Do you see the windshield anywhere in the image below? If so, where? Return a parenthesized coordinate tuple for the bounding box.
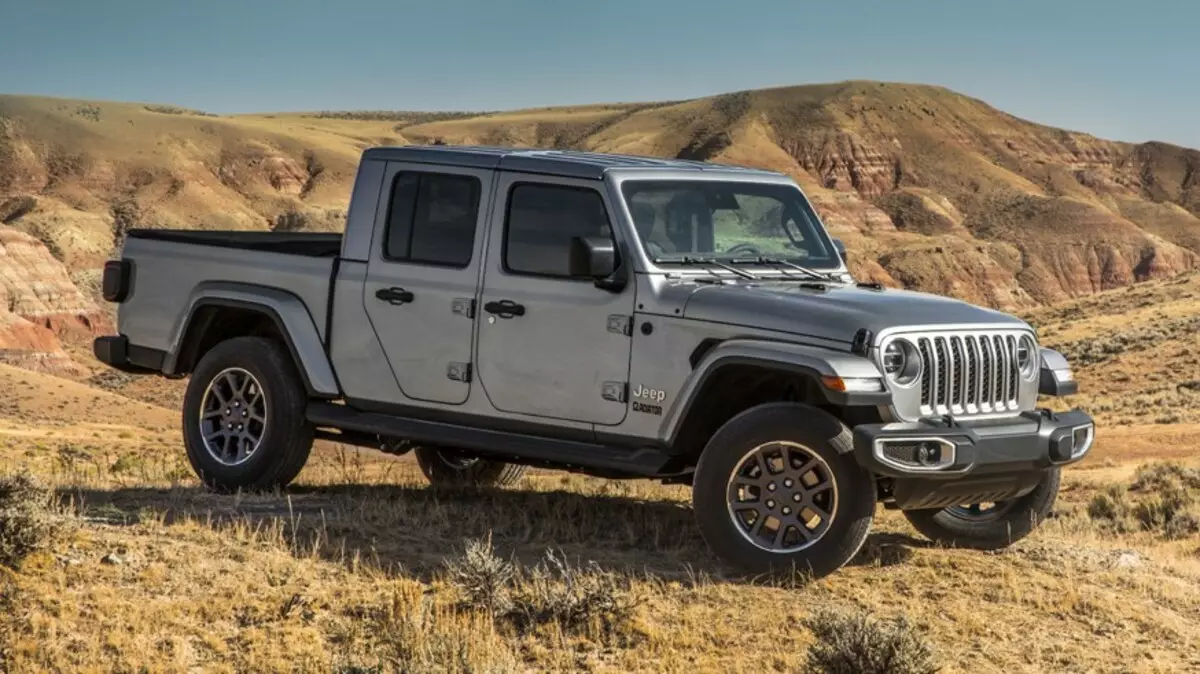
(619, 179, 841, 269)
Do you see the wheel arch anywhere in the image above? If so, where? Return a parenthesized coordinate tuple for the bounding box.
(165, 282, 340, 398)
(662, 339, 890, 456)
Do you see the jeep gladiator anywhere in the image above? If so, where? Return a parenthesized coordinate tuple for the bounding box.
(94, 145, 1093, 577)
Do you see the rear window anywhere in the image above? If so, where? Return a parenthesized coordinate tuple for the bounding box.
(384, 172, 481, 267)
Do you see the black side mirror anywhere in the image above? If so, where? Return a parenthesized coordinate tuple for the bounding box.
(569, 236, 616, 277)
(833, 238, 847, 257)
(569, 236, 625, 291)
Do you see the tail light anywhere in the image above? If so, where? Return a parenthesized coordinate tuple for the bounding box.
(102, 260, 132, 302)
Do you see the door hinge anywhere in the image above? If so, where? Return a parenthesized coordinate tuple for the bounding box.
(607, 314, 633, 336)
(452, 298, 476, 319)
(447, 362, 472, 383)
(602, 381, 628, 403)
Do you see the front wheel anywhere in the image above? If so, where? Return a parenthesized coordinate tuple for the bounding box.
(414, 446, 527, 488)
(692, 403, 876, 578)
(902, 468, 1061, 550)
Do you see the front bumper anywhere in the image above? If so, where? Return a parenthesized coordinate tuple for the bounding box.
(852, 408, 1095, 509)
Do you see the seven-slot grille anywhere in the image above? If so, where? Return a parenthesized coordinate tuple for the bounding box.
(910, 332, 1024, 416)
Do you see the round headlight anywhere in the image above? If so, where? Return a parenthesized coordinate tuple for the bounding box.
(1017, 335, 1037, 380)
(882, 339, 921, 386)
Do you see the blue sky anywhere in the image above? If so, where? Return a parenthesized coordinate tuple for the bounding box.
(2, 0, 1196, 146)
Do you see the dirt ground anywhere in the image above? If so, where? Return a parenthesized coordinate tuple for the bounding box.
(1, 361, 1198, 673)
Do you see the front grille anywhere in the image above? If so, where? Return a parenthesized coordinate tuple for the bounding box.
(913, 332, 1022, 416)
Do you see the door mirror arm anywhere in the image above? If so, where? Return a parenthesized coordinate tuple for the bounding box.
(593, 261, 628, 292)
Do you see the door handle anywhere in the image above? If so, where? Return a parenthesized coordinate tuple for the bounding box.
(375, 287, 415, 305)
(483, 299, 525, 318)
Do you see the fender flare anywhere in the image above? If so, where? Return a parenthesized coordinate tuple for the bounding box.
(1038, 347, 1078, 396)
(163, 282, 341, 397)
(659, 338, 889, 445)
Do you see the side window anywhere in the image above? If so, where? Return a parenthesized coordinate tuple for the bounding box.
(504, 183, 613, 277)
(384, 172, 481, 267)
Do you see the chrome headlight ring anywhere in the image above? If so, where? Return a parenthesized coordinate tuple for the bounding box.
(880, 337, 922, 387)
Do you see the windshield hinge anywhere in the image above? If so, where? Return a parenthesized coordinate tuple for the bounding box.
(851, 329, 874, 356)
(607, 314, 633, 336)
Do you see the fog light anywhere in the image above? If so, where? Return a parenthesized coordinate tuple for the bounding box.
(873, 437, 956, 472)
(917, 442, 942, 467)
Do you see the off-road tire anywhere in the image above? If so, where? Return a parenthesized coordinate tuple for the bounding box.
(902, 468, 1061, 550)
(414, 446, 527, 488)
(182, 336, 314, 492)
(692, 402, 875, 578)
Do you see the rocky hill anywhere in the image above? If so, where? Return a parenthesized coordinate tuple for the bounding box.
(0, 228, 107, 375)
(2, 82, 1199, 370)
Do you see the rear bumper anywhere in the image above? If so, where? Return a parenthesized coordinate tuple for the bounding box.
(852, 408, 1095, 509)
(93, 335, 165, 374)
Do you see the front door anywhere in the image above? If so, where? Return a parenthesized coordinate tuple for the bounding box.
(363, 162, 493, 405)
(475, 173, 634, 425)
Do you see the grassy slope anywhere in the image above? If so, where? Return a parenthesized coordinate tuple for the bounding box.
(4, 266, 1200, 672)
(1025, 271, 1200, 426)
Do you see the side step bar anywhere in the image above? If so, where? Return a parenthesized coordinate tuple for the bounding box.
(306, 401, 674, 477)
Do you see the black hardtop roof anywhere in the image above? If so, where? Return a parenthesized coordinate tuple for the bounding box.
(361, 145, 783, 180)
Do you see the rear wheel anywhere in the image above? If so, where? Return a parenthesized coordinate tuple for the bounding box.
(902, 468, 1061, 549)
(182, 336, 314, 492)
(414, 446, 527, 488)
(692, 403, 875, 578)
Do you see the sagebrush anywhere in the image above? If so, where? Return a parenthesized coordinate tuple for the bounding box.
(803, 606, 938, 674)
(0, 472, 71, 568)
(445, 537, 642, 640)
(1088, 461, 1200, 539)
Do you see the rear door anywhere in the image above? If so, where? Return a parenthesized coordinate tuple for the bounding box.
(474, 173, 634, 425)
(363, 162, 493, 405)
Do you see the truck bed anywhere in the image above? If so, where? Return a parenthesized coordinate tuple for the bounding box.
(126, 230, 342, 257)
(116, 231, 339, 354)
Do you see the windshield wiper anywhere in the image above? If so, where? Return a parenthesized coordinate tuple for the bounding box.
(656, 256, 759, 280)
(732, 256, 839, 283)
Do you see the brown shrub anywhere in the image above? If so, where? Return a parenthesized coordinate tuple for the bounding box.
(444, 537, 641, 641)
(1088, 461, 1200, 539)
(803, 606, 939, 674)
(332, 582, 519, 674)
(0, 195, 36, 224)
(0, 472, 70, 568)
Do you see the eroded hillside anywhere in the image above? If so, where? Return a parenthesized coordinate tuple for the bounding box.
(3, 82, 1200, 370)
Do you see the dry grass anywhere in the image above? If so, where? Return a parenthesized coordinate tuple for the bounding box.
(1088, 462, 1200, 540)
(444, 538, 642, 642)
(0, 395, 1198, 673)
(2, 281, 1200, 670)
(1023, 271, 1200, 427)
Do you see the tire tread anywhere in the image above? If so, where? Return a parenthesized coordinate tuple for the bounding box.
(182, 336, 314, 492)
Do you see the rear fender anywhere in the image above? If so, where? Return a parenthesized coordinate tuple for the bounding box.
(163, 282, 340, 397)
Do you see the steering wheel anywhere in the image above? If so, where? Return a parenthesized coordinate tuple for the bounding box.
(725, 242, 765, 257)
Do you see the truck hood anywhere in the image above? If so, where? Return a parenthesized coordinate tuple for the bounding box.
(683, 282, 1027, 344)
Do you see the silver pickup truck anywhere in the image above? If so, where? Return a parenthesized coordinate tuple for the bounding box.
(94, 145, 1093, 577)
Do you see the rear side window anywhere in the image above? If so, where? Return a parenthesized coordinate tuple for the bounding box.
(384, 172, 481, 267)
(504, 183, 612, 277)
